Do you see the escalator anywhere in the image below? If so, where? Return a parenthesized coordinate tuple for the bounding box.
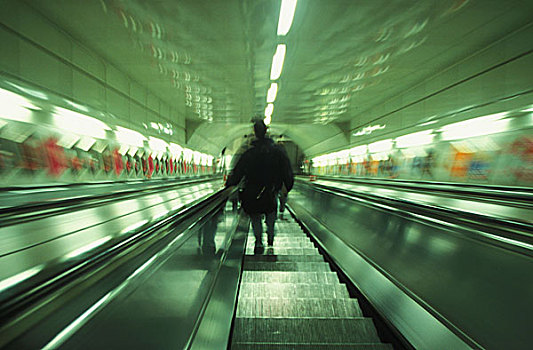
(3, 178, 529, 349)
(230, 214, 392, 349)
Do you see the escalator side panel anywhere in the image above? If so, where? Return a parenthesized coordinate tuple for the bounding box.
(290, 182, 533, 349)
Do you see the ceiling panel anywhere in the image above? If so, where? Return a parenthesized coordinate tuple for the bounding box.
(27, 0, 533, 155)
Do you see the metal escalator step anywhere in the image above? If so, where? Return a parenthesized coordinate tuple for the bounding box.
(247, 236, 312, 242)
(274, 228, 305, 232)
(245, 248, 320, 256)
(245, 245, 316, 252)
(244, 255, 324, 263)
(236, 298, 363, 318)
(269, 237, 311, 242)
(239, 283, 349, 299)
(248, 233, 308, 238)
(242, 271, 339, 284)
(243, 261, 330, 272)
(231, 343, 393, 350)
(261, 233, 307, 238)
(274, 225, 303, 230)
(246, 241, 315, 248)
(232, 317, 381, 344)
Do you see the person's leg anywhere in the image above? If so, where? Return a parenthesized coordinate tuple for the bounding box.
(278, 192, 288, 219)
(250, 214, 264, 252)
(265, 211, 276, 246)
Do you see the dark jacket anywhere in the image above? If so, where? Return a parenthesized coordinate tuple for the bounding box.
(226, 137, 293, 214)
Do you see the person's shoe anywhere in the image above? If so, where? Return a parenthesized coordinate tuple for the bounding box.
(267, 236, 274, 246)
(254, 245, 264, 255)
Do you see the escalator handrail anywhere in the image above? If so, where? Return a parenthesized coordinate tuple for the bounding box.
(313, 175, 533, 203)
(0, 174, 219, 192)
(0, 177, 222, 227)
(302, 179, 533, 254)
(0, 186, 236, 329)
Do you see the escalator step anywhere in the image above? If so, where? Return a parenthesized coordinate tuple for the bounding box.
(246, 241, 315, 249)
(264, 233, 307, 238)
(242, 271, 340, 284)
(246, 236, 313, 243)
(244, 248, 320, 256)
(243, 261, 330, 272)
(232, 317, 381, 344)
(244, 255, 324, 263)
(239, 283, 349, 299)
(273, 226, 304, 231)
(236, 298, 363, 318)
(231, 343, 393, 350)
(249, 233, 308, 238)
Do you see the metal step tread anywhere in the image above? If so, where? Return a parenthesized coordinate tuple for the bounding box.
(242, 271, 340, 284)
(239, 282, 349, 299)
(244, 254, 324, 263)
(245, 248, 320, 256)
(243, 261, 331, 272)
(246, 237, 314, 243)
(236, 298, 363, 318)
(246, 242, 316, 248)
(271, 230, 306, 234)
(250, 233, 308, 238)
(232, 317, 381, 343)
(231, 343, 393, 350)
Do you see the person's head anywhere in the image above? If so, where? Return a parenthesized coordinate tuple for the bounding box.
(252, 118, 267, 139)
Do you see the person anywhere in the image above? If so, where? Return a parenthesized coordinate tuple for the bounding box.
(278, 183, 288, 220)
(276, 137, 289, 220)
(226, 119, 293, 254)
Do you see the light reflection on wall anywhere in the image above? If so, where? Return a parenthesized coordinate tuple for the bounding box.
(310, 108, 532, 187)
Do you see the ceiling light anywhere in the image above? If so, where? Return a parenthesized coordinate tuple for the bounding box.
(115, 126, 146, 147)
(277, 0, 298, 36)
(270, 44, 286, 80)
(353, 124, 386, 136)
(395, 130, 434, 148)
(267, 83, 278, 103)
(148, 136, 169, 152)
(368, 139, 393, 153)
(264, 115, 271, 125)
(0, 88, 38, 123)
(265, 103, 274, 117)
(419, 120, 437, 127)
(440, 114, 510, 141)
(53, 107, 110, 139)
(349, 145, 367, 156)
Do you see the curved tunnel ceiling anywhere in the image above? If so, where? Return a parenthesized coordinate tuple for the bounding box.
(26, 0, 533, 156)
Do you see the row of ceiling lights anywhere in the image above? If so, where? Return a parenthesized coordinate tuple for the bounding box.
(264, 0, 298, 125)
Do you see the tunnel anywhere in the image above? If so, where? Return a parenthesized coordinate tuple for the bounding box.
(0, 1, 532, 349)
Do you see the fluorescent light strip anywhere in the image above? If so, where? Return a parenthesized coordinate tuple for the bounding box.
(265, 103, 274, 117)
(277, 0, 298, 36)
(267, 83, 278, 103)
(270, 44, 286, 80)
(264, 115, 272, 125)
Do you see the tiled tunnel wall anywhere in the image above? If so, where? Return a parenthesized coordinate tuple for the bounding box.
(0, 1, 186, 144)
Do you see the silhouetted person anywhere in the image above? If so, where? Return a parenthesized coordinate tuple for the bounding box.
(226, 119, 293, 254)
